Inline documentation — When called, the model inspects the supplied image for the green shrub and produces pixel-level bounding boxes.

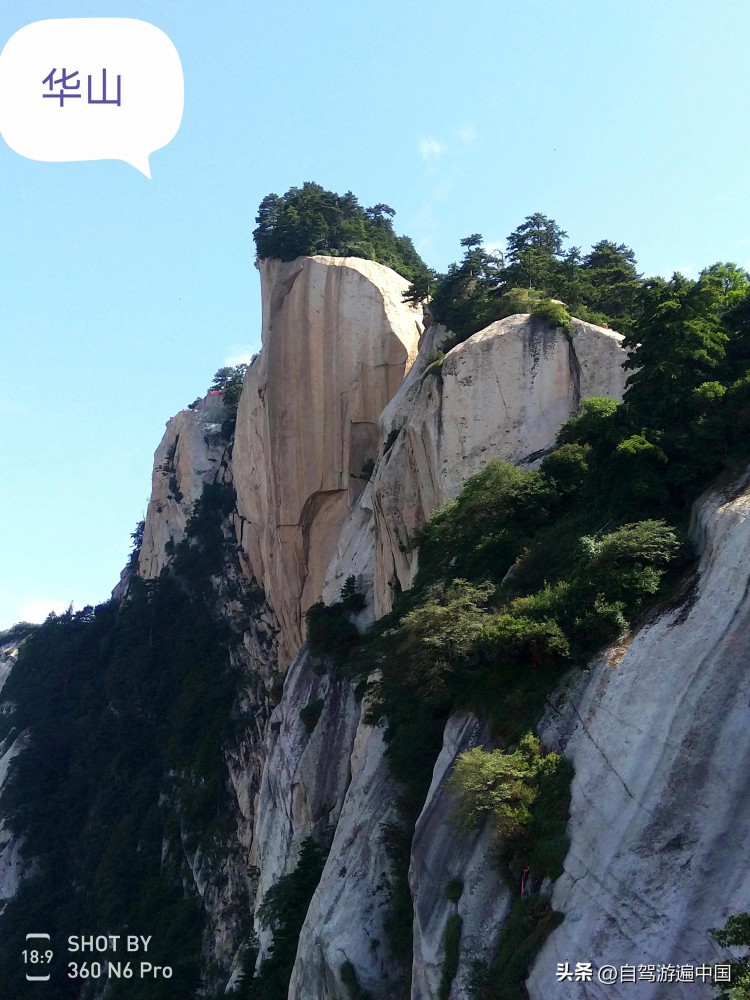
[305,601,360,667]
[395,579,494,702]
[341,960,373,1000]
[710,913,750,999]
[530,299,572,337]
[471,896,563,1000]
[448,734,544,840]
[444,878,464,903]
[438,913,463,1000]
[383,426,402,454]
[254,838,328,998]
[422,349,446,380]
[496,286,546,318]
[299,698,324,735]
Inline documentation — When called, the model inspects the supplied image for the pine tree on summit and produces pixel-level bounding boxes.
[505,213,568,290]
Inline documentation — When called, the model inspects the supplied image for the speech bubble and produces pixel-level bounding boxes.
[0,18,184,178]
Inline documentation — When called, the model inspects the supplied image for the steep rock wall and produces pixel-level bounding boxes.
[409,714,511,1000]
[524,476,750,999]
[326,315,628,619]
[233,256,423,668]
[0,637,29,914]
[138,392,229,579]
[252,308,629,999]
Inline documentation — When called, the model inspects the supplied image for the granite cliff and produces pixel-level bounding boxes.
[1,250,744,1000]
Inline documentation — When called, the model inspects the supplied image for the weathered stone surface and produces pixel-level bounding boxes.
[409,714,511,1000]
[0,638,27,913]
[526,476,750,999]
[287,717,403,1000]
[251,645,362,962]
[349,314,628,618]
[0,729,27,911]
[233,256,422,668]
[137,392,229,579]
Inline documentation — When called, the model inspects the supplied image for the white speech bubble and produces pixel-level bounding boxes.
[0,18,184,177]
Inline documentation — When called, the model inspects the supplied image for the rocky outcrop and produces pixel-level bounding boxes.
[251,645,362,949]
[288,717,402,1000]
[0,636,29,914]
[138,392,230,579]
[409,714,511,1000]
[523,475,750,999]
[323,315,628,619]
[250,306,630,999]
[233,256,423,668]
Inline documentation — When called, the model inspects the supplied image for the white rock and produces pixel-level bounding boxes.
[409,714,512,1000]
[138,392,230,578]
[527,476,750,999]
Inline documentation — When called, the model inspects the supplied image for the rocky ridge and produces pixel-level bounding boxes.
[5,252,742,999]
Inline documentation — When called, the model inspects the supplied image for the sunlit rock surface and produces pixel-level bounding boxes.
[137,392,230,579]
[527,476,750,1000]
[233,256,422,668]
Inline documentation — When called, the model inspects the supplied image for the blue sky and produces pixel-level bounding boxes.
[2,0,750,629]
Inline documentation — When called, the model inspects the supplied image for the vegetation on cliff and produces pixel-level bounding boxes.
[303,250,750,996]
[0,483,251,1000]
[4,190,750,999]
[406,214,644,341]
[253,182,427,281]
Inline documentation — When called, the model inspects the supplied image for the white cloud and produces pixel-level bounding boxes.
[458,123,477,143]
[418,136,446,162]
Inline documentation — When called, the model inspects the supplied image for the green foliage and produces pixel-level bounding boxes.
[623,273,728,427]
[0,479,251,1000]
[340,575,366,612]
[422,348,446,380]
[469,897,563,1000]
[415,461,555,586]
[380,820,418,969]
[425,213,643,344]
[394,579,494,703]
[438,913,463,1000]
[505,213,568,290]
[253,183,427,282]
[427,236,505,340]
[444,878,464,903]
[299,698,324,734]
[210,364,248,437]
[305,601,361,668]
[305,576,365,668]
[710,913,750,999]
[252,838,328,999]
[447,735,565,851]
[383,425,402,454]
[341,960,373,1000]
[530,299,572,337]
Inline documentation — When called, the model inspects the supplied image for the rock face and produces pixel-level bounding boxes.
[246,297,630,999]
[138,392,230,579]
[336,315,628,618]
[409,714,511,1000]
[526,475,750,999]
[232,256,423,668]
[0,636,29,914]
